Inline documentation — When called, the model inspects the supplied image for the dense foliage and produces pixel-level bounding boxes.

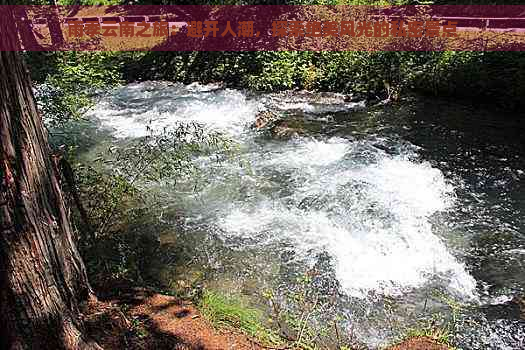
[125,50,525,110]
[27,51,124,125]
[28,50,525,113]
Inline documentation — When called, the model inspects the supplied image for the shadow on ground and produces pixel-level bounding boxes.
[83,283,205,350]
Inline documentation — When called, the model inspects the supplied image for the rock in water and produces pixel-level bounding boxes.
[253,110,280,130]
[253,111,306,139]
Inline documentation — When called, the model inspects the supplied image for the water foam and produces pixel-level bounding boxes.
[89,82,477,299]
[219,138,477,299]
[88,81,257,138]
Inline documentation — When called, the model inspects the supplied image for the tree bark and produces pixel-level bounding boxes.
[12,7,44,51]
[47,5,66,48]
[0,14,99,350]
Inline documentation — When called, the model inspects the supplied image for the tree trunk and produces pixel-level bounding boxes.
[47,5,65,48]
[0,13,99,350]
[12,7,44,51]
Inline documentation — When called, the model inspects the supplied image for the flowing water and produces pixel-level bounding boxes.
[85,81,525,349]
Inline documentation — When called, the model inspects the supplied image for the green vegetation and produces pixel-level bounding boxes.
[402,325,454,347]
[128,50,525,111]
[198,288,353,350]
[28,52,124,126]
[70,126,232,285]
[199,290,284,346]
[388,291,465,349]
[29,50,525,119]
[195,274,358,350]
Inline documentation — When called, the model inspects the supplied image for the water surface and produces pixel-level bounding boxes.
[86,81,525,349]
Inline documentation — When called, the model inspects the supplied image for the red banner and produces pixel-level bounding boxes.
[1,5,524,51]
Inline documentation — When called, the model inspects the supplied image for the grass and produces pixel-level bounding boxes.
[198,290,357,350]
[405,326,453,345]
[198,290,284,347]
[392,323,455,350]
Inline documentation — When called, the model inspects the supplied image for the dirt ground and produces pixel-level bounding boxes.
[388,337,450,350]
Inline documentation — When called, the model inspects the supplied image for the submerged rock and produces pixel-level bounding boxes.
[515,296,525,319]
[271,122,304,138]
[254,111,332,139]
[481,295,525,321]
[253,110,280,130]
[253,111,306,138]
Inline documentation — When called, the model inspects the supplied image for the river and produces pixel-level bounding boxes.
[84,81,525,349]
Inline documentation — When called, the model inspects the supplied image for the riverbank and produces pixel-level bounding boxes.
[83,285,451,350]
[83,288,262,350]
